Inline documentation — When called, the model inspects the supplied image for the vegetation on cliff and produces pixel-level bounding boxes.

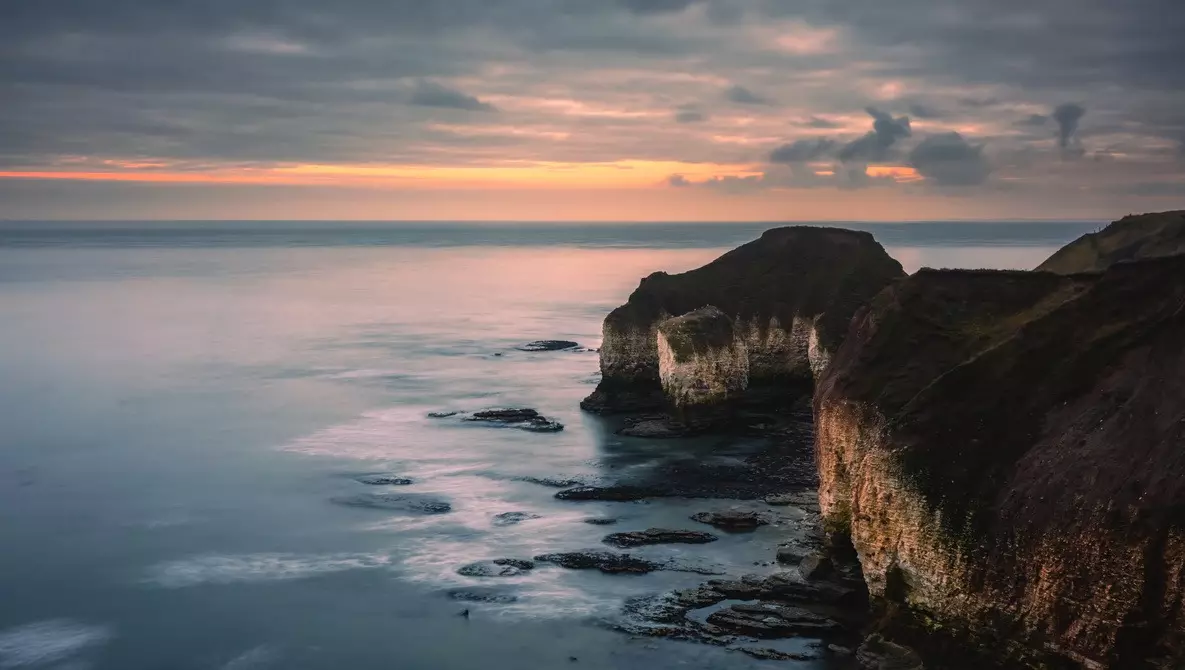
[1037,210,1185,274]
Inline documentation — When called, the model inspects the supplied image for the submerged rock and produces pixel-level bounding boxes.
[491,511,541,527]
[459,408,564,433]
[445,587,519,604]
[517,340,580,352]
[516,476,582,488]
[355,474,414,486]
[602,528,718,548]
[331,493,452,515]
[534,551,660,574]
[616,416,692,438]
[706,602,841,638]
[427,410,459,418]
[581,226,904,415]
[816,213,1185,665]
[690,510,769,532]
[456,558,535,577]
[554,485,650,502]
[582,517,619,526]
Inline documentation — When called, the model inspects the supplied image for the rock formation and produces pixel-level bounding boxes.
[815,250,1185,667]
[581,226,904,414]
[1037,210,1185,274]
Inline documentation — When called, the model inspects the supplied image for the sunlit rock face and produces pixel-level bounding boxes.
[580,226,904,414]
[815,251,1185,668]
[657,306,748,423]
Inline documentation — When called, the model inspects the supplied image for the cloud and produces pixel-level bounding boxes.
[1053,103,1086,148]
[408,80,496,112]
[724,85,774,106]
[1017,114,1049,127]
[908,103,946,119]
[908,132,991,186]
[674,105,707,123]
[769,138,836,163]
[803,116,842,129]
[667,173,692,187]
[617,0,703,15]
[837,107,911,162]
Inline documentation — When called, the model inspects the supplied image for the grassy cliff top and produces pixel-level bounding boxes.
[1037,210,1185,273]
[607,226,905,354]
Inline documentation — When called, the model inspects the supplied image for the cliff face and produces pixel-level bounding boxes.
[815,256,1185,667]
[1038,210,1185,274]
[581,226,905,413]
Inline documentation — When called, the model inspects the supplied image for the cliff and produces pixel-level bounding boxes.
[581,226,905,414]
[1037,210,1185,274]
[815,255,1185,667]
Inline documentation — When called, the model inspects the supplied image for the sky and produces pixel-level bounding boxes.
[3,0,1185,221]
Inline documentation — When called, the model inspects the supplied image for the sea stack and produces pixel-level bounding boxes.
[581,226,905,416]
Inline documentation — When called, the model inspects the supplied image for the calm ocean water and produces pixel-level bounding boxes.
[0,221,1097,670]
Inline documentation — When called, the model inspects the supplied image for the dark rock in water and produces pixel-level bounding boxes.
[427,410,459,418]
[445,587,519,604]
[738,647,817,662]
[582,517,619,526]
[355,474,414,486]
[492,511,541,527]
[555,485,650,502]
[707,602,841,638]
[798,553,834,580]
[690,510,769,531]
[534,550,659,574]
[617,416,692,439]
[776,545,808,565]
[517,340,580,352]
[672,586,728,608]
[517,476,582,488]
[464,408,564,433]
[456,558,535,577]
[827,644,854,656]
[602,528,717,548]
[855,634,923,670]
[331,493,452,515]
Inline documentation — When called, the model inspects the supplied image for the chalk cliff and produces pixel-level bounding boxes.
[581,226,904,414]
[815,253,1185,667]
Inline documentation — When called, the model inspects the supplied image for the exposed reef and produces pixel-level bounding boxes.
[580,226,904,417]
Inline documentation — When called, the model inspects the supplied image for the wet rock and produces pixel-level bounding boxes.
[555,485,649,502]
[517,476,582,488]
[517,340,580,352]
[776,545,808,565]
[690,510,769,531]
[331,493,452,515]
[617,416,692,439]
[582,517,619,526]
[706,602,841,638]
[491,511,541,527]
[763,490,821,512]
[355,474,414,486]
[463,408,564,433]
[427,410,458,418]
[534,550,660,574]
[828,644,854,656]
[737,647,817,662]
[446,587,519,604]
[456,558,536,577]
[602,528,718,548]
[799,553,834,580]
[672,586,728,609]
[856,634,924,670]
[701,579,763,600]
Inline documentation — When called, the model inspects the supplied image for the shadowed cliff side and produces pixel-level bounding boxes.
[1037,210,1185,274]
[581,226,905,415]
[815,252,1185,667]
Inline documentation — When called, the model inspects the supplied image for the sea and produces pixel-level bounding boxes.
[0,220,1098,670]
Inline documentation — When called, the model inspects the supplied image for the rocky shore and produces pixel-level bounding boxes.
[578,213,1185,668]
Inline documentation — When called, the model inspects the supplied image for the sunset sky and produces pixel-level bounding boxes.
[3,0,1184,220]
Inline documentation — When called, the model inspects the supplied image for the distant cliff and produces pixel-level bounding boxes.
[1037,210,1185,274]
[816,237,1185,666]
[581,226,904,415]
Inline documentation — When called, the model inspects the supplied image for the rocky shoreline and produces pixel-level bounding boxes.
[574,212,1185,669]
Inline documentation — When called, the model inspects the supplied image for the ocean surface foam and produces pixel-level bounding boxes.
[0,620,111,669]
[144,553,391,588]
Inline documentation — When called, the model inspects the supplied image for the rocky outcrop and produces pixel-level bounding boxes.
[1037,210,1185,274]
[815,253,1185,667]
[581,226,904,414]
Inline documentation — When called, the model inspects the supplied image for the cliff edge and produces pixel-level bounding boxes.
[581,226,904,414]
[1037,210,1185,274]
[816,250,1185,666]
